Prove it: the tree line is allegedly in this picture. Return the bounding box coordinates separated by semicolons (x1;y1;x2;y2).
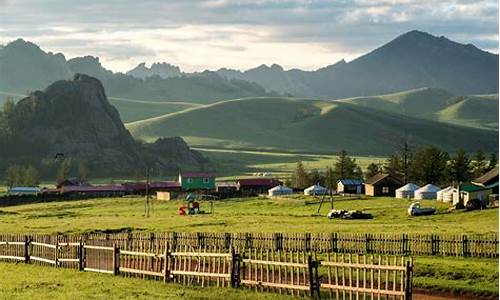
287;146;497;189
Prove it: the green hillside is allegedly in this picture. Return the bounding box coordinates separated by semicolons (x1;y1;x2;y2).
109;97;201;123
436;95;499;130
339;87;455;117
128;97;498;155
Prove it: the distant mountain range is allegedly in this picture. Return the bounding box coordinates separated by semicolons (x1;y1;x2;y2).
0;30;497;103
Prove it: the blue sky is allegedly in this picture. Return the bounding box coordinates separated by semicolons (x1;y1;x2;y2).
0;0;498;72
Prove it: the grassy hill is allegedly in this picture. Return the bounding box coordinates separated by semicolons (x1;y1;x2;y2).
339;87;455;116
109;97;202;123
128;97;498;155
436;95;499;130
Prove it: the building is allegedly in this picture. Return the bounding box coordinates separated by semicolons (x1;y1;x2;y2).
395;183;420;199
337;179;364;194
437;186;453;202
414;184;441;200
216;182;238;193
472;168;499;194
452;184;493;207
60;185;126;197
268;185;293;197
236;178;281;195
179;172;216;191
8;187;41;196
364;174;402;197
304;184;328;196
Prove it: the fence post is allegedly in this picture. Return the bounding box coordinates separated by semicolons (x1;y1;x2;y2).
462;235;469;257
78;241;84;271
113;243;120;275
274;233;282;251
307;254;320;298
197;232;205;248
172;232;178;250
405;259;413;299
24;235;30;264
231;249;241;288
431;235;437;255
245;233;252;249
54;239;59;268
331;233;338;253
224;232;232;250
365;233;371;254
305;233;311;252
163;240;170;283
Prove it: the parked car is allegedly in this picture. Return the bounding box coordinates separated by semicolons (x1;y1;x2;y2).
407;202;436;216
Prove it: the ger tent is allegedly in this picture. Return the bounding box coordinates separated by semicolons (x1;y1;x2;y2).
304;184;327;196
395;183;420;199
414;184;441;200
437;186;453;202
268;185;293;196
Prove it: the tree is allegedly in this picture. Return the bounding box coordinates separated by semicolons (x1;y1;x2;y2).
471;150;488;178
410;146;449;184
384;142;412;183
307;169;323;186
23;165;40;186
291;161;308;189
448;149;471;184
77;162;89;183
324;166;335;192
333;150;361;180
4;164;21;188
365;162;381;179
57;158;72;182
488;153;498;171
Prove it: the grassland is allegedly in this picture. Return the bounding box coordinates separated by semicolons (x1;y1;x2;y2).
0;196;496;235
196;147;384;178
0;262;290;300
436;95;499;130
127;97;498;155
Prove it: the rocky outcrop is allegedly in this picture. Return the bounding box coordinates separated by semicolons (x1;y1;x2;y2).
9;74;206;175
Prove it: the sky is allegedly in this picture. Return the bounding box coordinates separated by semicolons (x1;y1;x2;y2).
0;0;498;73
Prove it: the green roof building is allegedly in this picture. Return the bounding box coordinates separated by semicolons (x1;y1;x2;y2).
178;172;216;191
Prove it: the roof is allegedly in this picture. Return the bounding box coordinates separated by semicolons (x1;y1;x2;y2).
304;184;327;192
365;173;402;185
150;181;180;188
216;182;238;187
415;184;441;193
8;187;41;193
237;178;280;187
269;185;292;192
472;168;499;185
180;172;216;178
338;179;363;185
396;183;420;192
61;185;125;193
460;184;487;193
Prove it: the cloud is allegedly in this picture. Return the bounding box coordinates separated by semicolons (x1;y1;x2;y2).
0;0;497;72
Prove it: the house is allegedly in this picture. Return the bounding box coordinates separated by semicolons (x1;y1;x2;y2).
56;178;88;189
268;185;293;196
304;184;328;196
414;184;441;200
337;179;364;194
8;187;41;196
364;174;402;197
216;182;238;193
179;172;216;191
395;183;420;199
452;184;493;207
236;178;281;195
472;168;499;194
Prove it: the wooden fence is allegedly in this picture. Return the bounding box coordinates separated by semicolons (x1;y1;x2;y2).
32;231;499;258
0;234;413;299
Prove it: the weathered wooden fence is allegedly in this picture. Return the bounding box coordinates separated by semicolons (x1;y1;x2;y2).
0;234;414;299
43;232;499;258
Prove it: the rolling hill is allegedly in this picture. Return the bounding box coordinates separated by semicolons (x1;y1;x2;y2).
127;97;498;155
436;95;499;130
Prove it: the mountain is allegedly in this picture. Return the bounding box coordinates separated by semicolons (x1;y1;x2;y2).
0;74;206;176
127;97;498;155
0;40;278;104
216;31;499;98
126;62;182;79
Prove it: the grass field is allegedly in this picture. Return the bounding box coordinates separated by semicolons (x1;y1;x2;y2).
0;196;497;298
196;147;384;178
0;196;496;235
0;262;291;300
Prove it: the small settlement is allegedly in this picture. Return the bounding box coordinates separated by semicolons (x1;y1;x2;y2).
4;168;499;209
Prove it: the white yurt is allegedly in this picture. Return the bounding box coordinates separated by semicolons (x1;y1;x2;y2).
268;185;293;196
437;186;453;202
304;184;327;196
414;184;441;200
395;183;420;199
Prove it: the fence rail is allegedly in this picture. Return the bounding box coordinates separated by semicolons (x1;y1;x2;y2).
0;233;416;299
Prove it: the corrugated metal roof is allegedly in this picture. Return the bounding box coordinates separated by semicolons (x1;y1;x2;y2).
9;187;40;193
180;172;216;178
339;179;363;185
61;185;125;193
472;168;499;185
237;178;280;187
